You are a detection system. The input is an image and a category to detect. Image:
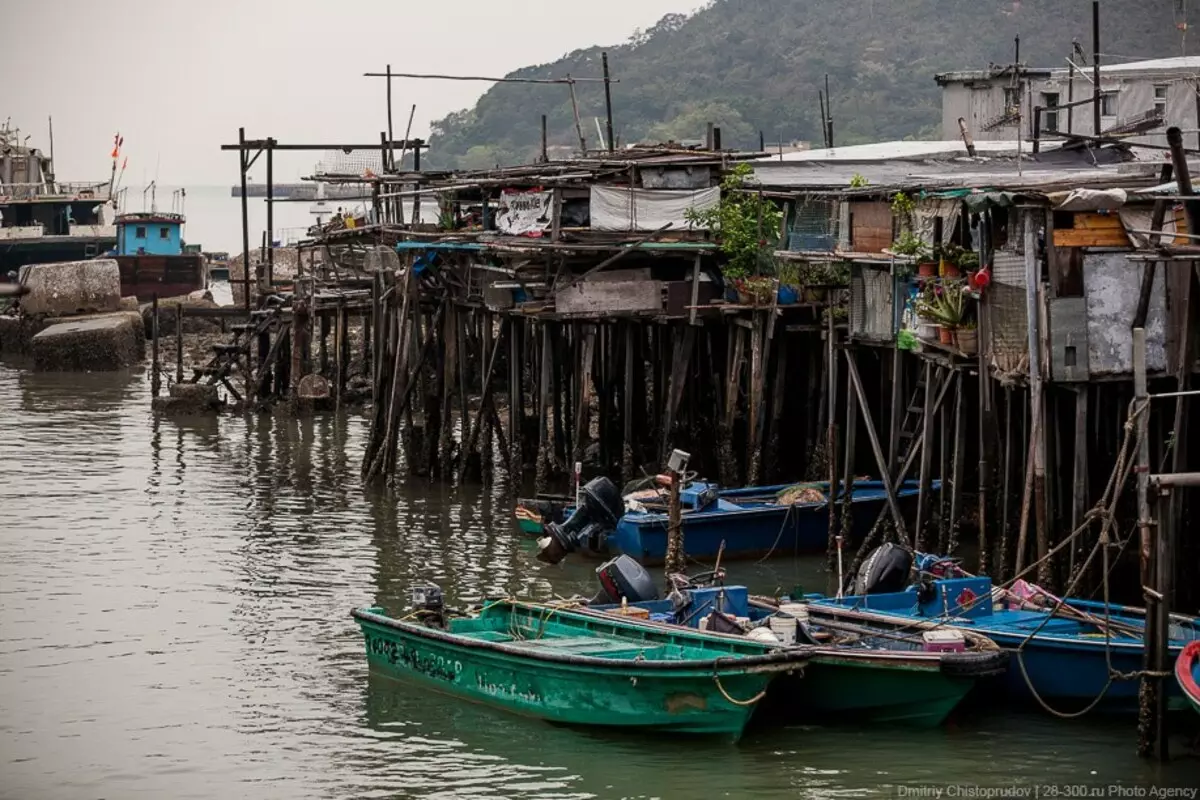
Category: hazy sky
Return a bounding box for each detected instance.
[4,0,699,187]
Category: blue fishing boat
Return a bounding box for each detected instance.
[1176,641,1200,716]
[805,548,1200,713]
[612,480,930,563]
[531,476,934,565]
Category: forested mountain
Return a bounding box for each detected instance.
[425,0,1189,168]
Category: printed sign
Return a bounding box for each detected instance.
[496,189,552,236]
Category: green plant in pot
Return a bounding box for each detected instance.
[919,283,965,345]
[686,162,782,286]
[892,231,933,277]
[737,275,777,306]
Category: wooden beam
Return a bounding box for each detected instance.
[845,348,911,544]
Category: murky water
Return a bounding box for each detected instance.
[1,363,1197,799]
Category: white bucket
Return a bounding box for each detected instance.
[768,614,798,645]
[748,626,780,643]
[779,602,810,623]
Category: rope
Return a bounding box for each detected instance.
[1013,536,1115,719]
[756,503,795,564]
[712,672,770,707]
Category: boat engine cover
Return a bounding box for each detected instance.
[595,555,660,604]
[537,477,625,564]
[850,542,913,596]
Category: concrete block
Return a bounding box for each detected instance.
[152,382,222,413]
[31,312,144,371]
[0,315,47,355]
[140,294,221,337]
[19,259,122,317]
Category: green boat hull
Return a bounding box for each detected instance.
[516,518,544,536]
[353,602,802,740]
[536,606,986,730]
[776,651,974,728]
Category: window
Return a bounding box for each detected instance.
[1100,91,1119,117]
[1042,92,1060,132]
[159,227,170,239]
[1154,84,1168,117]
[135,226,146,238]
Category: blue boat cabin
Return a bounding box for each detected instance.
[115,212,184,257]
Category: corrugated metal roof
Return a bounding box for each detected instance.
[765,140,1061,163]
[1096,56,1200,74]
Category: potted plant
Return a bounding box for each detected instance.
[892,231,934,276]
[776,262,801,304]
[737,275,777,306]
[955,320,978,355]
[686,162,783,289]
[918,283,965,345]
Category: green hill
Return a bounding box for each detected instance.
[425,0,1187,168]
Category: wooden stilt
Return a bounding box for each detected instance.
[719,325,745,486]
[536,323,554,494]
[914,361,936,550]
[660,324,695,461]
[622,322,635,483]
[844,349,910,545]
[948,371,966,555]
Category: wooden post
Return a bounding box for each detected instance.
[948,371,966,554]
[508,317,524,487]
[175,303,184,385]
[664,468,685,577]
[688,254,702,326]
[536,323,554,494]
[151,295,161,397]
[574,325,596,467]
[719,324,745,486]
[1070,386,1090,578]
[334,301,345,411]
[839,350,858,559]
[845,349,910,544]
[887,342,904,470]
[825,306,839,511]
[766,334,790,483]
[660,324,694,462]
[915,361,936,550]
[622,322,636,483]
[1133,326,1157,758]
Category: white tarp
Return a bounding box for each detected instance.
[496,189,552,236]
[590,186,720,232]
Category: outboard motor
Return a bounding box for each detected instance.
[411,583,447,628]
[593,555,660,604]
[536,476,624,564]
[847,542,914,596]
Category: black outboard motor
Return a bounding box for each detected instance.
[411,583,447,628]
[536,477,624,564]
[847,542,914,596]
[593,555,660,604]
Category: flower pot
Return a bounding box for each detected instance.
[918,322,938,340]
[802,286,828,303]
[942,262,962,278]
[736,289,752,305]
[918,262,939,278]
[724,285,738,302]
[777,284,800,305]
[937,325,955,345]
[955,327,978,355]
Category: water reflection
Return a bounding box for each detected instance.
[1,363,1197,799]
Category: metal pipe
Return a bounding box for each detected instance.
[385,64,394,171]
[266,138,274,291]
[238,127,251,312]
[1092,1,1102,139]
[602,52,615,154]
[1149,472,1200,488]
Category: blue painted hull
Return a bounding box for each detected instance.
[611,480,927,563]
[809,577,1200,712]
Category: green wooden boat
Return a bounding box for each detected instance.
[560,603,1000,729]
[352,599,809,741]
